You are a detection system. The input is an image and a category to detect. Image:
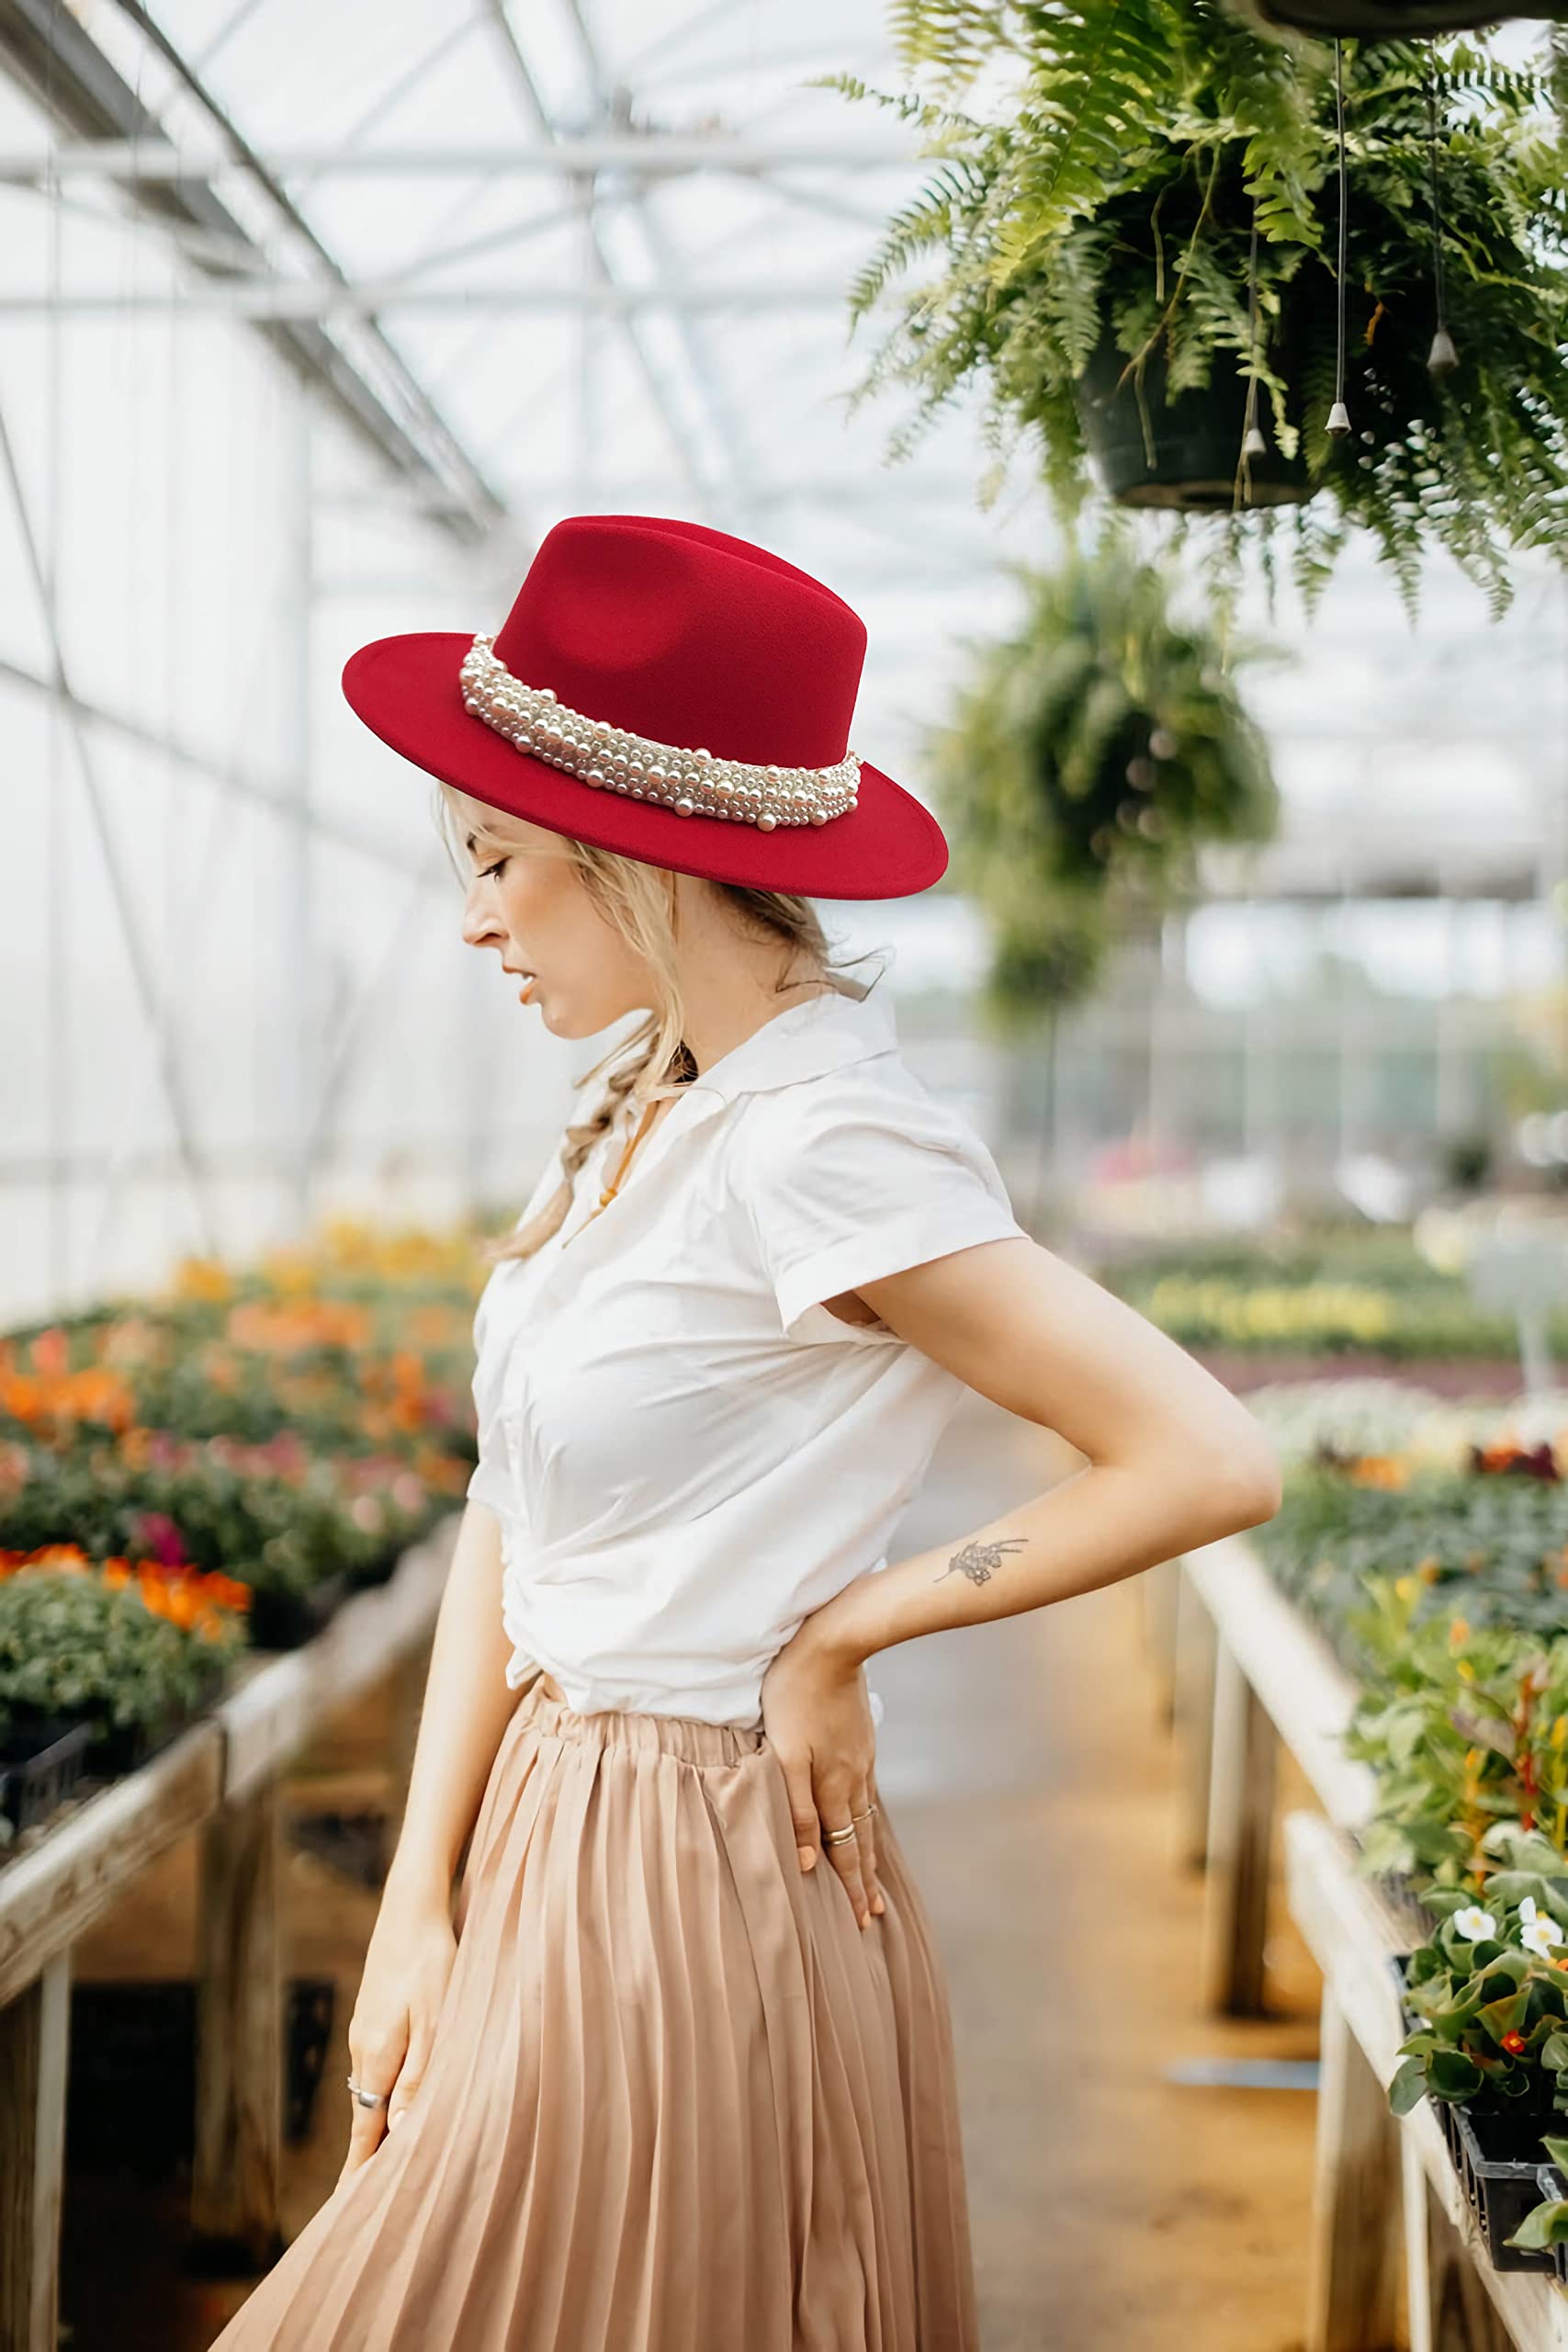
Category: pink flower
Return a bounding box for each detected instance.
[134,1510,187,1566]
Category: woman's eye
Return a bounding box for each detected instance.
[479,856,508,881]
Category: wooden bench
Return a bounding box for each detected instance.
[1286,1808,1568,2352]
[0,1517,456,2352]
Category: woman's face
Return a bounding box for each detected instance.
[458,812,646,1038]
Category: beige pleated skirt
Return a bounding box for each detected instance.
[206,1662,981,2352]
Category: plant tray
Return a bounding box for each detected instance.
[86,1654,231,1779]
[245,1569,353,1652]
[1388,1951,1562,2276]
[1533,2164,1568,2288]
[0,1716,95,1834]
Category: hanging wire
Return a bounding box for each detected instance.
[1326,39,1352,438]
[1425,64,1459,377]
[1241,205,1269,479]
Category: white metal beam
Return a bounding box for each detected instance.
[0,134,919,180]
[0,279,871,317]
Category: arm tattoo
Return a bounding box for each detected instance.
[935,1534,1028,1588]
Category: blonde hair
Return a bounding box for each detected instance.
[436,786,883,1266]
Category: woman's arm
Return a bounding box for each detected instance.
[807,1230,1281,1668]
[761,1232,1281,1930]
[382,1497,522,1911]
[337,1498,522,2177]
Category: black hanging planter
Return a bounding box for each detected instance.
[1239,0,1566,35]
[1075,322,1314,509]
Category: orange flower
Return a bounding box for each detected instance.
[1349,1454,1410,1490]
[1503,2030,1529,2055]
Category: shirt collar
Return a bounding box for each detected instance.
[684,979,898,1104]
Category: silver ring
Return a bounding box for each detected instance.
[346,2075,389,2109]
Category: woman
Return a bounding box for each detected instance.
[208,514,1280,2351]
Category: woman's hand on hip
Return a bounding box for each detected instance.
[761,1632,885,1928]
[337,1895,457,2183]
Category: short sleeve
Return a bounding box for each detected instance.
[739,1074,1029,1344]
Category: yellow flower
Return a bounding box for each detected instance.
[169,1255,232,1302]
[1394,1575,1416,1602]
[1457,1660,1477,1682]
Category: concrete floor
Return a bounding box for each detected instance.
[57,1393,1329,2349]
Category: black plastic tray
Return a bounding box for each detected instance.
[1389,1950,1563,2275]
[0,1716,95,1833]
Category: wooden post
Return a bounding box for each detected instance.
[1170,1563,1218,1871]
[0,1955,70,2352]
[1141,1554,1182,1731]
[1402,2124,1517,2352]
[1306,1984,1404,2352]
[191,1777,285,2271]
[1202,1631,1279,2015]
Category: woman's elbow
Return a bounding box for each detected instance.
[1167,1429,1282,1546]
[1202,1439,1283,1537]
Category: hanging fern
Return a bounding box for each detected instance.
[931,529,1283,1019]
[828,7,1568,608]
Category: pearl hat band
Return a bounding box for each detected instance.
[459,633,862,832]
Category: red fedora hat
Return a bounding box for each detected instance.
[341,514,948,900]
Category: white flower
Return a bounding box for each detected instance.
[1454,1905,1497,1942]
[1517,1896,1563,1958]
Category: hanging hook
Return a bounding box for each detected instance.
[1243,206,1268,463]
[1424,64,1459,379]
[1326,38,1352,439]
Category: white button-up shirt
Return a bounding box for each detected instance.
[467,979,1029,1726]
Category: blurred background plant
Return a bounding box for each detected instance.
[932,527,1282,1020]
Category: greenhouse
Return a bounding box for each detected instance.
[3,2,1568,2346]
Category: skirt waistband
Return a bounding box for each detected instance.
[522,1665,768,1767]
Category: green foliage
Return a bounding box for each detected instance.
[1254,1459,1568,1683]
[0,1566,243,1737]
[1386,1824,1568,2138]
[827,6,1568,608]
[1102,1230,1568,1357]
[0,1448,417,1600]
[931,529,1279,1015]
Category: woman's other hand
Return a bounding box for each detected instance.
[761,1632,885,1928]
[336,1895,457,2183]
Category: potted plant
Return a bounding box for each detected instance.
[1236,1,1567,36]
[0,1561,247,1781]
[828,3,1568,608]
[1387,1824,1568,2270]
[930,533,1280,1019]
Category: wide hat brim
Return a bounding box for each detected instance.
[342,632,949,901]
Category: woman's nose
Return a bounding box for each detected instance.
[459,889,498,949]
